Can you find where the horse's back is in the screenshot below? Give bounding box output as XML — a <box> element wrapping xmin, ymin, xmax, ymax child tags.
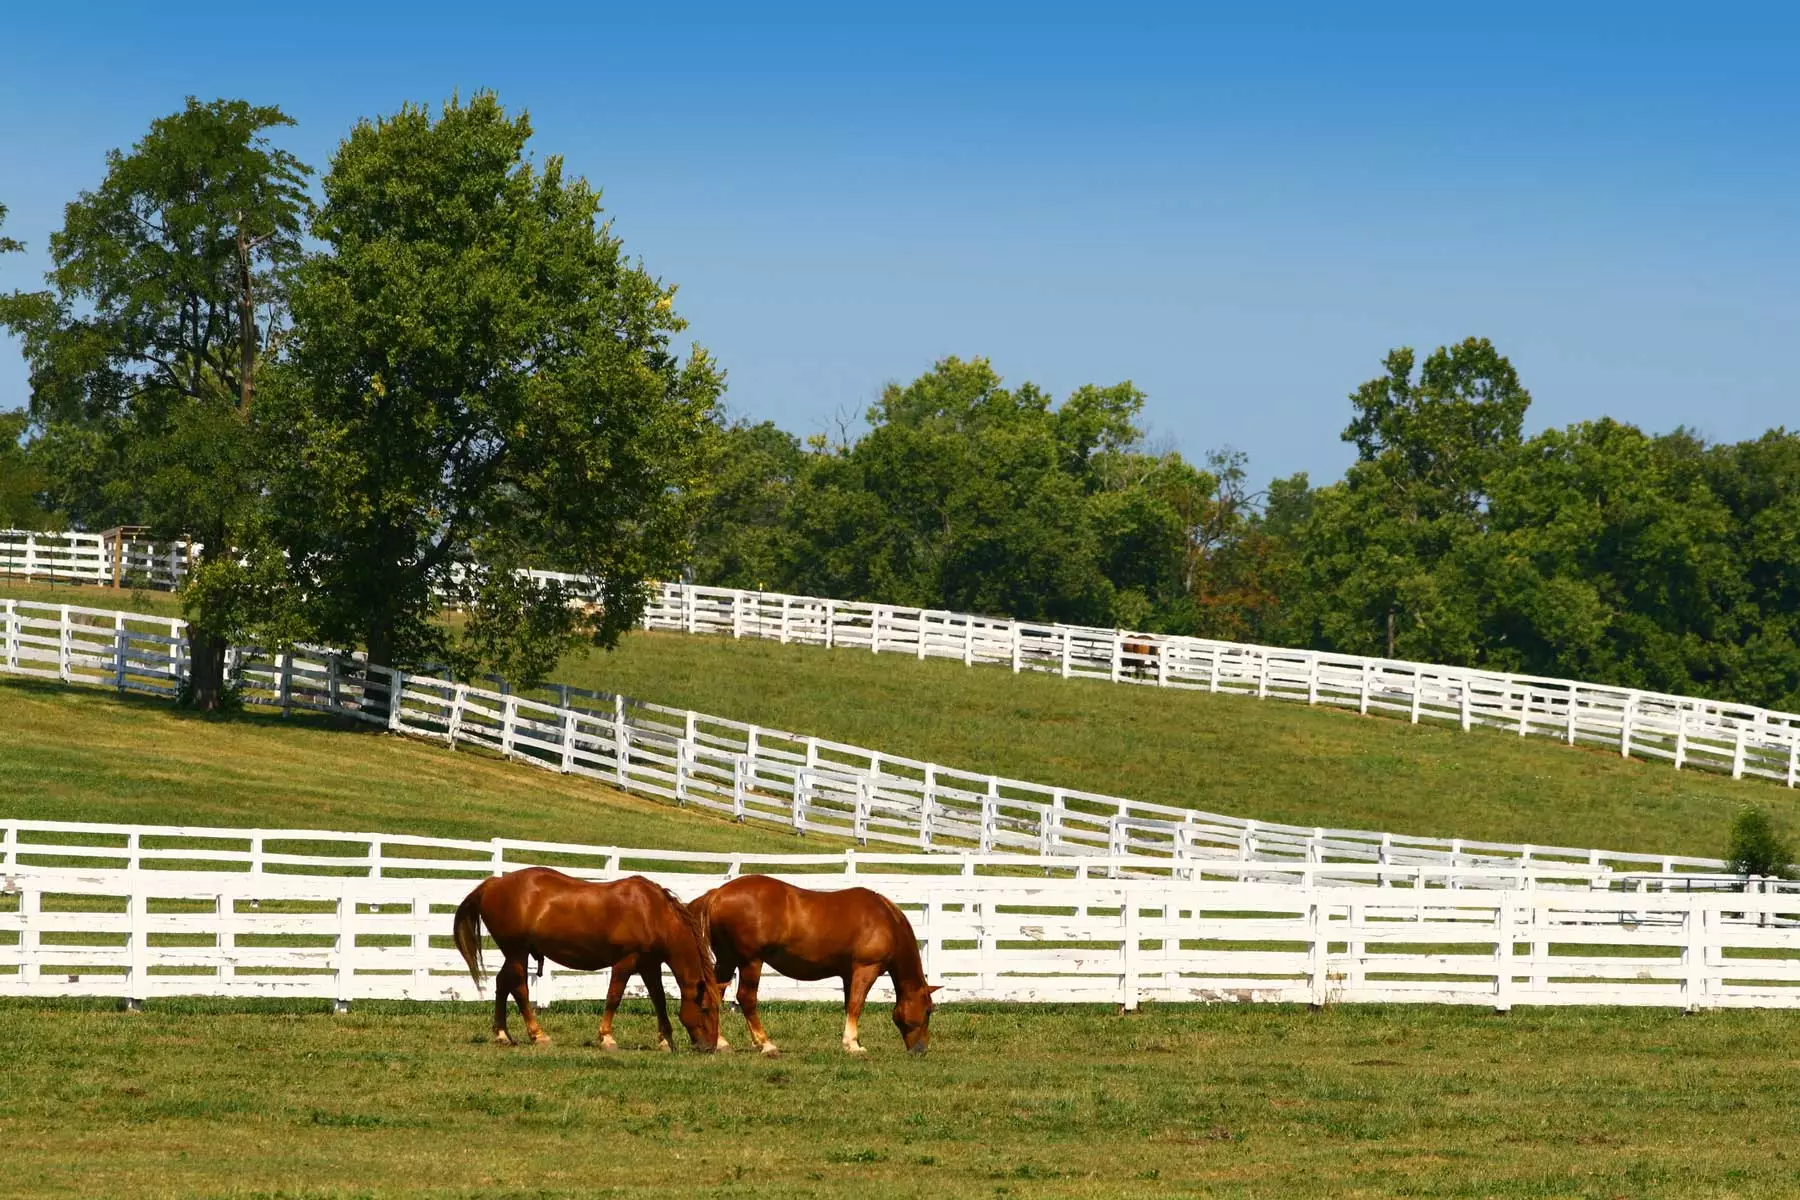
<box><xmin>706</xmin><ymin>875</ymin><xmax>913</xmax><ymax>969</ymax></box>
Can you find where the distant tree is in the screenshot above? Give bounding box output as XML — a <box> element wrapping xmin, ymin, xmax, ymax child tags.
<box><xmin>0</xmin><ymin>100</ymin><xmax>311</xmax><ymax>708</ymax></box>
<box><xmin>264</xmin><ymin>94</ymin><xmax>721</xmax><ymax>686</ymax></box>
<box><xmin>1290</xmin><ymin>338</ymin><xmax>1528</xmax><ymax>660</ymax></box>
<box><xmin>1725</xmin><ymin>807</ymin><xmax>1795</xmax><ymax>880</ymax></box>
<box><xmin>689</xmin><ymin>419</ymin><xmax>809</xmax><ymax>590</ymax></box>
<box><xmin>0</xmin><ymin>412</ymin><xmax>59</xmax><ymax>530</ymax></box>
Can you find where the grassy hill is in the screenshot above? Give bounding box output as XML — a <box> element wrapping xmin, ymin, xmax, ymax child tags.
<box><xmin>0</xmin><ymin>675</ymin><xmax>810</xmax><ymax>853</ymax></box>
<box><xmin>6</xmin><ymin>577</ymin><xmax>1796</xmax><ymax>859</ymax></box>
<box><xmin>553</xmin><ymin>630</ymin><xmax>1799</xmax><ymax>860</ymax></box>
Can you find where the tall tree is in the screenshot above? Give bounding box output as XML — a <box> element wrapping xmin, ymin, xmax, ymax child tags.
<box><xmin>1293</xmin><ymin>338</ymin><xmax>1529</xmax><ymax>659</ymax></box>
<box><xmin>264</xmin><ymin>93</ymin><xmax>722</xmax><ymax>686</ymax></box>
<box><xmin>0</xmin><ymin>101</ymin><xmax>311</xmax><ymax>706</ymax></box>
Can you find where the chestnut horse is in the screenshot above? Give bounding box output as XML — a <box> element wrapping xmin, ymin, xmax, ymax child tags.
<box><xmin>603</xmin><ymin>875</ymin><xmax>940</xmax><ymax>1056</ymax></box>
<box><xmin>453</xmin><ymin>868</ymin><xmax>721</xmax><ymax>1051</ymax></box>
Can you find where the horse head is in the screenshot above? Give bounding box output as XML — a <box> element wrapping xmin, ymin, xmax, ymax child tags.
<box><xmin>893</xmin><ymin>983</ymin><xmax>941</xmax><ymax>1055</ymax></box>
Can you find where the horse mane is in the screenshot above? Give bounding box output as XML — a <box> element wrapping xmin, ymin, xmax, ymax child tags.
<box><xmin>660</xmin><ymin>885</ymin><xmax>715</xmax><ymax>978</ymax></box>
<box><xmin>872</xmin><ymin>891</ymin><xmax>927</xmax><ymax>983</ymax></box>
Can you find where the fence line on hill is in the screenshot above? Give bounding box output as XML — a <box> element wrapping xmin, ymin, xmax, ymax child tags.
<box><xmin>7</xmin><ymin>528</ymin><xmax>1798</xmax><ymax>790</ymax></box>
<box><xmin>612</xmin><ymin>578</ymin><xmax>1800</xmax><ymax>788</ymax></box>
<box><xmin>0</xmin><ymin>597</ymin><xmax>1757</xmax><ymax>881</ymax></box>
<box><xmin>4</xmin><ymin>820</ymin><xmax>1798</xmax><ymax>1011</ymax></box>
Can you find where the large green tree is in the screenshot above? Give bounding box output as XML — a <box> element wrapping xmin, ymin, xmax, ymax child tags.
<box><xmin>1290</xmin><ymin>338</ymin><xmax>1529</xmax><ymax>659</ymax></box>
<box><xmin>264</xmin><ymin>93</ymin><xmax>722</xmax><ymax>686</ymax></box>
<box><xmin>0</xmin><ymin>101</ymin><xmax>311</xmax><ymax>706</ymax></box>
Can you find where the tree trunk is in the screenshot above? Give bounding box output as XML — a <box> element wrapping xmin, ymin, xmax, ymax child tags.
<box><xmin>1386</xmin><ymin>605</ymin><xmax>1397</xmax><ymax>658</ymax></box>
<box><xmin>187</xmin><ymin>628</ymin><xmax>229</xmax><ymax>712</ymax></box>
<box><xmin>364</xmin><ymin>619</ymin><xmax>395</xmax><ymax>722</ymax></box>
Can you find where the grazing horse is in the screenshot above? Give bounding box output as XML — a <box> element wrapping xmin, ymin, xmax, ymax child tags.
<box><xmin>605</xmin><ymin>875</ymin><xmax>939</xmax><ymax>1056</ymax></box>
<box><xmin>453</xmin><ymin>867</ymin><xmax>721</xmax><ymax>1051</ymax></box>
<box><xmin>1123</xmin><ymin>637</ymin><xmax>1158</xmax><ymax>680</ymax></box>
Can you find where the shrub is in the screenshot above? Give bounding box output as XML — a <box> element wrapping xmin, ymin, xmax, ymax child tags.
<box><xmin>1724</xmin><ymin>806</ymin><xmax>1796</xmax><ymax>879</ymax></box>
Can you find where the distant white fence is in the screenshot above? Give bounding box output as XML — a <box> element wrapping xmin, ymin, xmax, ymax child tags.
<box><xmin>0</xmin><ymin>529</ymin><xmax>194</xmax><ymax>590</ymax></box>
<box><xmin>0</xmin><ymin>597</ymin><xmax>1760</xmax><ymax>881</ymax></box>
<box><xmin>4</xmin><ymin>820</ymin><xmax>1798</xmax><ymax>1012</ymax></box>
<box><xmin>9</xmin><ymin>528</ymin><xmax>1796</xmax><ymax>789</ymax></box>
<box><xmin>620</xmin><ymin>579</ymin><xmax>1800</xmax><ymax>788</ymax></box>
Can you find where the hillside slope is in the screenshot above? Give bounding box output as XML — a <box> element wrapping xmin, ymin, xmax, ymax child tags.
<box><xmin>554</xmin><ymin>630</ymin><xmax>1800</xmax><ymax>859</ymax></box>
<box><xmin>0</xmin><ymin>676</ymin><xmax>812</xmax><ymax>853</ymax></box>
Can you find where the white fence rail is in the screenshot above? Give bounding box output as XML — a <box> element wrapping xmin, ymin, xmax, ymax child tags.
<box><xmin>620</xmin><ymin>579</ymin><xmax>1800</xmax><ymax>789</ymax></box>
<box><xmin>0</xmin><ymin>529</ymin><xmax>194</xmax><ymax>590</ymax></box>
<box><xmin>5</xmin><ymin>820</ymin><xmax>1799</xmax><ymax>1011</ymax></box>
<box><xmin>0</xmin><ymin>598</ymin><xmax>1751</xmax><ymax>879</ymax></box>
<box><xmin>9</xmin><ymin>528</ymin><xmax>1796</xmax><ymax>789</ymax></box>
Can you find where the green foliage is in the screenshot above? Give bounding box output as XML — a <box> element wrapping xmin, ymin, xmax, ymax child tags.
<box><xmin>696</xmin><ymin>357</ymin><xmax>1254</xmax><ymax>631</ymax></box>
<box><xmin>1725</xmin><ymin>807</ymin><xmax>1795</xmax><ymax>879</ymax></box>
<box><xmin>0</xmin><ymin>99</ymin><xmax>313</xmax><ymax>707</ymax></box>
<box><xmin>0</xmin><ymin>411</ymin><xmax>60</xmax><ymax>530</ymax></box>
<box><xmin>263</xmin><ymin>93</ymin><xmax>721</xmax><ymax>679</ymax></box>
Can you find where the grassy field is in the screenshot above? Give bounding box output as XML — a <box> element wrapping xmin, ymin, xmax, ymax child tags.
<box><xmin>3</xmin><ymin>576</ymin><xmax>1794</xmax><ymax>859</ymax></box>
<box><xmin>7</xmin><ymin>583</ymin><xmax>1800</xmax><ymax>1197</ymax></box>
<box><xmin>2</xmin><ymin>997</ymin><xmax>1797</xmax><ymax>1199</ymax></box>
<box><xmin>0</xmin><ymin>676</ymin><xmax>811</xmax><ymax>854</ymax></box>
<box><xmin>553</xmin><ymin>631</ymin><xmax>1799</xmax><ymax>861</ymax></box>
<box><xmin>0</xmin><ymin>576</ymin><xmax>184</xmax><ymax>617</ymax></box>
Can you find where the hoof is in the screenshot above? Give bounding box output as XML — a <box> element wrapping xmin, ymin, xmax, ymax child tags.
<box><xmin>493</xmin><ymin>1030</ymin><xmax>515</xmax><ymax>1046</ymax></box>
<box><xmin>843</xmin><ymin>1042</ymin><xmax>868</xmax><ymax>1056</ymax></box>
<box><xmin>656</xmin><ymin>1038</ymin><xmax>673</xmax><ymax>1053</ymax></box>
<box><xmin>758</xmin><ymin>1042</ymin><xmax>781</xmax><ymax>1058</ymax></box>
<box><xmin>531</xmin><ymin>1032</ymin><xmax>552</xmax><ymax>1046</ymax></box>
<box><xmin>714</xmin><ymin>1038</ymin><xmax>733</xmax><ymax>1053</ymax></box>
<box><xmin>599</xmin><ymin>1036</ymin><xmax>620</xmax><ymax>1052</ymax></box>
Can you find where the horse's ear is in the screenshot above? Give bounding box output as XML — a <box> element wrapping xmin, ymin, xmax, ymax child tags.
<box><xmin>926</xmin><ymin>985</ymin><xmax>942</xmax><ymax>995</ymax></box>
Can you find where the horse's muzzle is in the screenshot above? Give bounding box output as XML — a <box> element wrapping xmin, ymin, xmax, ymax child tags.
<box><xmin>908</xmin><ymin>1043</ymin><xmax>928</xmax><ymax>1057</ymax></box>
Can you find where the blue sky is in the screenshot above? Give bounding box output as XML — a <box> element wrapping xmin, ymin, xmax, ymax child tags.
<box><xmin>1</xmin><ymin>3</ymin><xmax>1795</xmax><ymax>485</ymax></box>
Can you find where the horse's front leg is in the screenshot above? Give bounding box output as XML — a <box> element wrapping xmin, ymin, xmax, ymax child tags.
<box><xmin>737</xmin><ymin>959</ymin><xmax>778</xmax><ymax>1056</ymax></box>
<box><xmin>599</xmin><ymin>959</ymin><xmax>634</xmax><ymax>1050</ymax></box>
<box><xmin>841</xmin><ymin>962</ymin><xmax>882</xmax><ymax>1054</ymax></box>
<box><xmin>640</xmin><ymin>962</ymin><xmax>675</xmax><ymax>1052</ymax></box>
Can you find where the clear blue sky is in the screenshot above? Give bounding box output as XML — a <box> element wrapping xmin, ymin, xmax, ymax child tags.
<box><xmin>1</xmin><ymin>2</ymin><xmax>1794</xmax><ymax>486</ymax></box>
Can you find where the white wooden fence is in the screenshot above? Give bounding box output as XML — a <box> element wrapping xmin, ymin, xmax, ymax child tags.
<box><xmin>0</xmin><ymin>598</ymin><xmax>1752</xmax><ymax>879</ymax></box>
<box><xmin>4</xmin><ymin>820</ymin><xmax>1798</xmax><ymax>1012</ymax></box>
<box><xmin>8</xmin><ymin>527</ymin><xmax>1797</xmax><ymax>789</ymax></box>
<box><xmin>620</xmin><ymin>579</ymin><xmax>1800</xmax><ymax>788</ymax></box>
<box><xmin>0</xmin><ymin>529</ymin><xmax>194</xmax><ymax>589</ymax></box>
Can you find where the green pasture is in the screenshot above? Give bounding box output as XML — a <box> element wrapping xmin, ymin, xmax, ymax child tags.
<box><xmin>0</xmin><ymin>676</ymin><xmax>808</xmax><ymax>854</ymax></box>
<box><xmin>1</xmin><ymin>997</ymin><xmax>1797</xmax><ymax>1199</ymax></box>
<box><xmin>4</xmin><ymin>577</ymin><xmax>1798</xmax><ymax>859</ymax></box>
<box><xmin>551</xmin><ymin>629</ymin><xmax>1800</xmax><ymax>861</ymax></box>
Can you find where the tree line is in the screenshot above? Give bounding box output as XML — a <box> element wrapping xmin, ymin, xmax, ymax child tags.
<box><xmin>4</xmin><ymin>96</ymin><xmax>1797</xmax><ymax>715</ymax></box>
<box><xmin>691</xmin><ymin>345</ymin><xmax>1800</xmax><ymax>712</ymax></box>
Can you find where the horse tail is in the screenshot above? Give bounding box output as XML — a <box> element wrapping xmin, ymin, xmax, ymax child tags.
<box><xmin>454</xmin><ymin>880</ymin><xmax>491</xmax><ymax>990</ymax></box>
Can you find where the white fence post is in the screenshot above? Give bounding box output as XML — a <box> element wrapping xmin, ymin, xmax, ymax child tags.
<box><xmin>613</xmin><ymin>695</ymin><xmax>630</xmax><ymax>788</ymax></box>
<box><xmin>1121</xmin><ymin>888</ymin><xmax>1140</xmax><ymax>1011</ymax></box>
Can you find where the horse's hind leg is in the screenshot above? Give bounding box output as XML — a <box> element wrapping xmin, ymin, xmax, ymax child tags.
<box><xmin>737</xmin><ymin>960</ymin><xmax>779</xmax><ymax>1056</ymax></box>
<box><xmin>599</xmin><ymin>960</ymin><xmax>634</xmax><ymax>1051</ymax></box>
<box><xmin>640</xmin><ymin>964</ymin><xmax>675</xmax><ymax>1052</ymax></box>
<box><xmin>492</xmin><ymin>956</ymin><xmax>526</xmax><ymax>1045</ymax></box>
<box><xmin>504</xmin><ymin>956</ymin><xmax>550</xmax><ymax>1045</ymax></box>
